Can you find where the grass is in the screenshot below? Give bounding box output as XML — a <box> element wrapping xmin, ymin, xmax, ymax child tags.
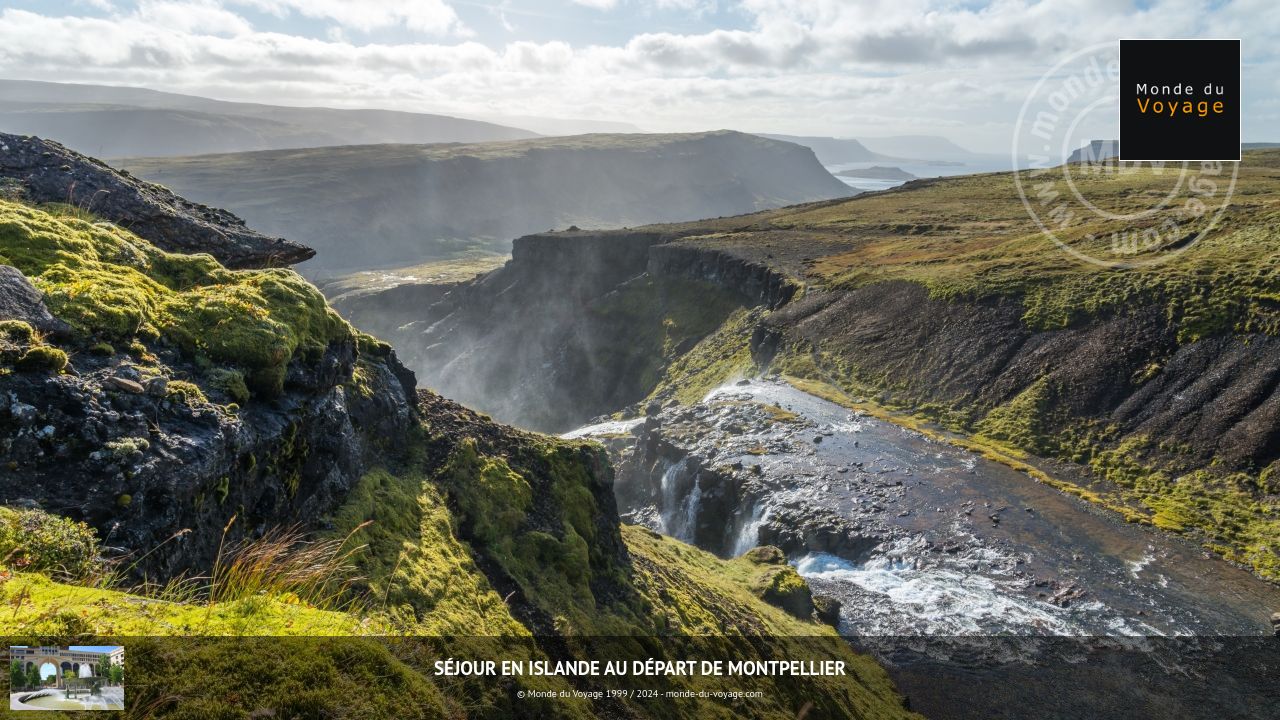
<box><xmin>645</xmin><ymin>307</ymin><xmax>759</xmax><ymax>406</ymax></box>
<box><xmin>207</xmin><ymin>519</ymin><xmax>372</xmax><ymax>611</ymax></box>
<box><xmin>688</xmin><ymin>154</ymin><xmax>1280</xmax><ymax>342</ymax></box>
<box><xmin>0</xmin><ymin>572</ymin><xmax>378</xmax><ymax>636</ymax></box>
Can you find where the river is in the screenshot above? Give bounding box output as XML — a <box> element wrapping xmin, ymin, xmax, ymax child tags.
<box><xmin>568</xmin><ymin>377</ymin><xmax>1280</xmax><ymax>718</ymax></box>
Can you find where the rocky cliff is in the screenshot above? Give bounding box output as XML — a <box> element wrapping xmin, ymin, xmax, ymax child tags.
<box><xmin>119</xmin><ymin>131</ymin><xmax>855</xmax><ymax>274</ymax></box>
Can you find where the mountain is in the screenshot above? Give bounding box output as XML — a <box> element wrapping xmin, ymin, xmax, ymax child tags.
<box><xmin>1068</xmin><ymin>139</ymin><xmax>1120</xmax><ymax>163</ymax></box>
<box><xmin>470</xmin><ymin>114</ymin><xmax>644</xmax><ymax>135</ymax></box>
<box><xmin>0</xmin><ymin>79</ymin><xmax>537</xmax><ymax>156</ymax></box>
<box><xmin>857</xmin><ymin>134</ymin><xmax>978</xmax><ymax>160</ymax></box>
<box><xmin>757</xmin><ymin>133</ymin><xmax>888</xmax><ymax>164</ymax></box>
<box><xmin>119</xmin><ymin>131</ymin><xmax>856</xmax><ymax>275</ymax></box>
<box><xmin>0</xmin><ymin>133</ymin><xmax>918</xmax><ymax>719</ymax></box>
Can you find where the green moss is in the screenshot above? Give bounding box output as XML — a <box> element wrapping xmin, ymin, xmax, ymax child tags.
<box><xmin>207</xmin><ymin>367</ymin><xmax>250</xmax><ymax>404</ymax></box>
<box><xmin>327</xmin><ymin>466</ymin><xmax>529</xmax><ymax>636</ymax></box>
<box><xmin>750</xmin><ymin>564</ymin><xmax>814</xmax><ymax>619</ymax></box>
<box><xmin>166</xmin><ymin>379</ymin><xmax>208</xmax><ymax>405</ymax></box>
<box><xmin>0</xmin><ymin>199</ymin><xmax>356</xmax><ymax>399</ymax></box>
<box><xmin>0</xmin><ymin>507</ymin><xmax>100</xmax><ymax>580</ymax></box>
<box><xmin>0</xmin><ymin>319</ymin><xmax>35</xmax><ymax>344</ymax></box>
<box><xmin>975</xmin><ymin>377</ymin><xmax>1057</xmax><ymax>455</ymax></box>
<box><xmin>88</xmin><ymin>341</ymin><xmax>115</xmax><ymax>356</ymax></box>
<box><xmin>356</xmin><ymin>331</ymin><xmax>393</xmax><ymax>358</ymax></box>
<box><xmin>104</xmin><ymin>436</ymin><xmax>150</xmax><ymax>459</ymax></box>
<box><xmin>13</xmin><ymin>345</ymin><xmax>67</xmax><ymax>373</ymax></box>
<box><xmin>0</xmin><ymin>573</ymin><xmax>375</xmax><ymax>635</ymax></box>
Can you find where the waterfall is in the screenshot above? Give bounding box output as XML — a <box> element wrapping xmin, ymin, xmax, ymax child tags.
<box><xmin>658</xmin><ymin>458</ymin><xmax>689</xmax><ymax>535</ymax></box>
<box><xmin>676</xmin><ymin>477</ymin><xmax>702</xmax><ymax>543</ymax></box>
<box><xmin>732</xmin><ymin>504</ymin><xmax>768</xmax><ymax>557</ymax></box>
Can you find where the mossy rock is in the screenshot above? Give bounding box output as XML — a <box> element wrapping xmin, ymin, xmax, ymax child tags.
<box><xmin>0</xmin><ymin>199</ymin><xmax>355</xmax><ymax>400</ymax></box>
<box><xmin>751</xmin><ymin>565</ymin><xmax>815</xmax><ymax>619</ymax></box>
<box><xmin>166</xmin><ymin>380</ymin><xmax>207</xmax><ymax>405</ymax></box>
<box><xmin>14</xmin><ymin>345</ymin><xmax>67</xmax><ymax>373</ymax></box>
<box><xmin>0</xmin><ymin>319</ymin><xmax>35</xmax><ymax>344</ymax></box>
<box><xmin>0</xmin><ymin>507</ymin><xmax>100</xmax><ymax>580</ymax></box>
<box><xmin>207</xmin><ymin>367</ymin><xmax>250</xmax><ymax>404</ymax></box>
<box><xmin>742</xmin><ymin>545</ymin><xmax>787</xmax><ymax>565</ymax></box>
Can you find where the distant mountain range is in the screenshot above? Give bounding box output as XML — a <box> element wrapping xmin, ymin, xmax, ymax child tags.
<box><xmin>760</xmin><ymin>133</ymin><xmax>989</xmax><ymax>166</ymax></box>
<box><xmin>0</xmin><ymin>79</ymin><xmax>540</xmax><ymax>157</ymax></box>
<box><xmin>858</xmin><ymin>135</ymin><xmax>978</xmax><ymax>161</ymax></box>
<box><xmin>758</xmin><ymin>134</ymin><xmax>889</xmax><ymax>164</ymax></box>
<box><xmin>118</xmin><ymin>130</ymin><xmax>855</xmax><ymax>275</ymax></box>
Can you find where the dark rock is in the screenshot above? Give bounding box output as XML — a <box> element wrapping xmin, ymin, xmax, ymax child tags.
<box><xmin>812</xmin><ymin>593</ymin><xmax>842</xmax><ymax>627</ymax></box>
<box><xmin>144</xmin><ymin>377</ymin><xmax>168</xmax><ymax>397</ymax></box>
<box><xmin>0</xmin><ymin>133</ymin><xmax>312</xmax><ymax>268</ymax></box>
<box><xmin>105</xmin><ymin>376</ymin><xmax>145</xmax><ymax>394</ymax></box>
<box><xmin>0</xmin><ymin>265</ymin><xmax>71</xmax><ymax>338</ymax></box>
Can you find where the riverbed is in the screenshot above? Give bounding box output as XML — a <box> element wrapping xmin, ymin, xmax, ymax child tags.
<box><xmin>573</xmin><ymin>377</ymin><xmax>1280</xmax><ymax>636</ymax></box>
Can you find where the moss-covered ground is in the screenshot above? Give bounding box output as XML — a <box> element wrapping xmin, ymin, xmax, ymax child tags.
<box><xmin>0</xmin><ymin>199</ymin><xmax>354</xmax><ymax>397</ymax></box>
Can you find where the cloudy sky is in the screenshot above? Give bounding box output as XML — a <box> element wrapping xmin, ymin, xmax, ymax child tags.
<box><xmin>0</xmin><ymin>0</ymin><xmax>1275</xmax><ymax>152</ymax></box>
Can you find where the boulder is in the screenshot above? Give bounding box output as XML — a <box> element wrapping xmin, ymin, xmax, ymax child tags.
<box><xmin>0</xmin><ymin>134</ymin><xmax>312</xmax><ymax>269</ymax></box>
<box><xmin>0</xmin><ymin>265</ymin><xmax>70</xmax><ymax>337</ymax></box>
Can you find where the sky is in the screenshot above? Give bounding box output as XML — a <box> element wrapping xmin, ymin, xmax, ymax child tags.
<box><xmin>0</xmin><ymin>0</ymin><xmax>1275</xmax><ymax>153</ymax></box>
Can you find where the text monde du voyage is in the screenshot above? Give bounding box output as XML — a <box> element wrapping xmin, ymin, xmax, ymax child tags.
<box><xmin>1135</xmin><ymin>82</ymin><xmax>1228</xmax><ymax>118</ymax></box>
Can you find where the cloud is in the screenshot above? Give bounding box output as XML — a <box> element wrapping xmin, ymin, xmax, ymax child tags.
<box><xmin>229</xmin><ymin>0</ymin><xmax>467</xmax><ymax>35</ymax></box>
<box><xmin>569</xmin><ymin>0</ymin><xmax>620</xmax><ymax>9</ymax></box>
<box><xmin>0</xmin><ymin>1</ymin><xmax>1274</xmax><ymax>151</ymax></box>
<box><xmin>137</xmin><ymin>1</ymin><xmax>253</xmax><ymax>36</ymax></box>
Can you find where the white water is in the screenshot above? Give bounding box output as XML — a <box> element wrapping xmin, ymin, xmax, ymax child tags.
<box><xmin>658</xmin><ymin>458</ymin><xmax>689</xmax><ymax>537</ymax></box>
<box><xmin>560</xmin><ymin>417</ymin><xmax>644</xmax><ymax>439</ymax></box>
<box><xmin>795</xmin><ymin>551</ymin><xmax>1085</xmax><ymax>635</ymax></box>
<box><xmin>676</xmin><ymin>477</ymin><xmax>702</xmax><ymax>543</ymax></box>
<box><xmin>732</xmin><ymin>504</ymin><xmax>769</xmax><ymax>557</ymax></box>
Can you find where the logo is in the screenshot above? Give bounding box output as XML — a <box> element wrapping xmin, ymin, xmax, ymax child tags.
<box><xmin>1012</xmin><ymin>42</ymin><xmax>1238</xmax><ymax>269</ymax></box>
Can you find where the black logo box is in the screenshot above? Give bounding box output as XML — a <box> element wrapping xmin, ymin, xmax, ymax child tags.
<box><xmin>1119</xmin><ymin>39</ymin><xmax>1240</xmax><ymax>161</ymax></box>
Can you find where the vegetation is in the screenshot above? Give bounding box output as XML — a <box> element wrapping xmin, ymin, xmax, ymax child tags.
<box><xmin>0</xmin><ymin>507</ymin><xmax>101</xmax><ymax>580</ymax></box>
<box><xmin>588</xmin><ymin>277</ymin><xmax>746</xmax><ymax>398</ymax></box>
<box><xmin>0</xmin><ymin>199</ymin><xmax>357</xmax><ymax>398</ymax></box>
<box><xmin>646</xmin><ymin>308</ymin><xmax>759</xmax><ymax>406</ymax></box>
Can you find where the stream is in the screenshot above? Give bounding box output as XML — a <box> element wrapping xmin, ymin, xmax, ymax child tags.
<box><xmin>568</xmin><ymin>377</ymin><xmax>1280</xmax><ymax>718</ymax></box>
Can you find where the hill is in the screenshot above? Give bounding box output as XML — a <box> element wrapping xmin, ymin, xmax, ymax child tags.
<box><xmin>0</xmin><ymin>79</ymin><xmax>537</xmax><ymax>156</ymax></box>
<box><xmin>119</xmin><ymin>131</ymin><xmax>855</xmax><ymax>275</ymax></box>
